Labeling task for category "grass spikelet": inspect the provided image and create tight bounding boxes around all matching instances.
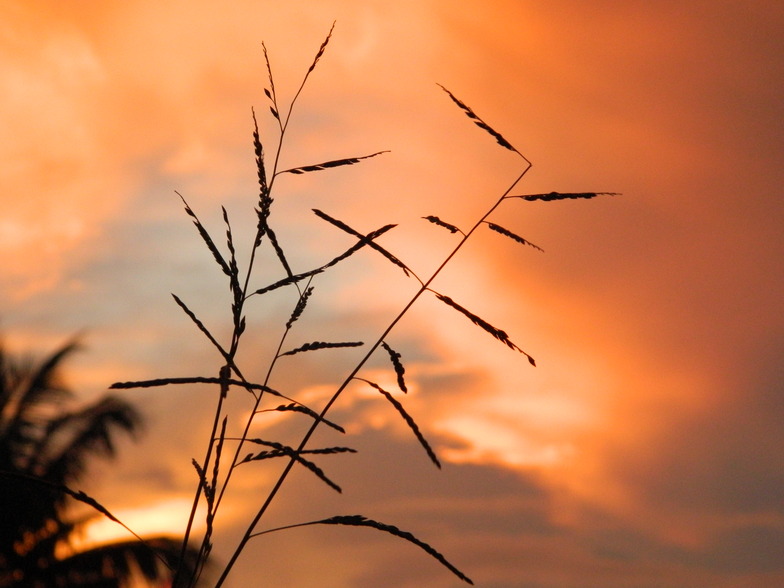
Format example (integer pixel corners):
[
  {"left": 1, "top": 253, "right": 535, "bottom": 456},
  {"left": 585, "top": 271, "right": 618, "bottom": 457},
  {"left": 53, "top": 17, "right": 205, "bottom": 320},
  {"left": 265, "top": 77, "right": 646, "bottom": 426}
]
[
  {"left": 221, "top": 207, "right": 237, "bottom": 263},
  {"left": 485, "top": 222, "right": 544, "bottom": 252},
  {"left": 433, "top": 293, "right": 536, "bottom": 366},
  {"left": 381, "top": 341, "right": 407, "bottom": 393},
  {"left": 210, "top": 417, "right": 228, "bottom": 503},
  {"left": 243, "top": 448, "right": 350, "bottom": 460},
  {"left": 252, "top": 271, "right": 320, "bottom": 296},
  {"left": 286, "top": 286, "right": 314, "bottom": 329},
  {"left": 313, "top": 209, "right": 412, "bottom": 277},
  {"left": 262, "top": 42, "right": 277, "bottom": 104},
  {"left": 265, "top": 226, "right": 293, "bottom": 278},
  {"left": 170, "top": 295, "right": 230, "bottom": 361},
  {"left": 261, "top": 43, "right": 281, "bottom": 121},
  {"left": 357, "top": 378, "right": 440, "bottom": 468},
  {"left": 280, "top": 341, "right": 364, "bottom": 357},
  {"left": 192, "top": 458, "right": 207, "bottom": 491},
  {"left": 238, "top": 439, "right": 344, "bottom": 492},
  {"left": 307, "top": 21, "right": 335, "bottom": 75},
  {"left": 251, "top": 108, "right": 269, "bottom": 203},
  {"left": 176, "top": 191, "right": 232, "bottom": 277},
  {"left": 110, "top": 377, "right": 292, "bottom": 402},
  {"left": 221, "top": 207, "right": 242, "bottom": 297},
  {"left": 280, "top": 151, "right": 389, "bottom": 175},
  {"left": 269, "top": 403, "right": 345, "bottom": 434},
  {"left": 437, "top": 84, "right": 517, "bottom": 154},
  {"left": 423, "top": 215, "right": 462, "bottom": 235},
  {"left": 251, "top": 109, "right": 272, "bottom": 246},
  {"left": 509, "top": 191, "right": 620, "bottom": 202},
  {"left": 274, "top": 515, "right": 473, "bottom": 585}
]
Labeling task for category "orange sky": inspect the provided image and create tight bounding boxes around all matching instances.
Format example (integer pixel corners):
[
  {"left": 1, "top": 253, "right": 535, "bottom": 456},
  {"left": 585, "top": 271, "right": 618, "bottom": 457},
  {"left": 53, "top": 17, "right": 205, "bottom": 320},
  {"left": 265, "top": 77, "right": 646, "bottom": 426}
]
[{"left": 2, "top": 1, "right": 783, "bottom": 586}]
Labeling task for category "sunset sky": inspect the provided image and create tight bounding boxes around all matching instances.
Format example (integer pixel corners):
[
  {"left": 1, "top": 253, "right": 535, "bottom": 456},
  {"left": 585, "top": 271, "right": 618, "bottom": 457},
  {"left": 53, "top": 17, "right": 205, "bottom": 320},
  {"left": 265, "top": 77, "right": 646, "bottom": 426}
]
[{"left": 2, "top": 1, "right": 783, "bottom": 587}]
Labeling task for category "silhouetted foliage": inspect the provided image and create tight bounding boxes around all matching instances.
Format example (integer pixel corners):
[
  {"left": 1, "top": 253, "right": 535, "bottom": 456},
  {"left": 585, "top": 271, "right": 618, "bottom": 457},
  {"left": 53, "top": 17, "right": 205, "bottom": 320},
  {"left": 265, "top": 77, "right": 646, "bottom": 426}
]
[{"left": 0, "top": 338, "right": 198, "bottom": 587}]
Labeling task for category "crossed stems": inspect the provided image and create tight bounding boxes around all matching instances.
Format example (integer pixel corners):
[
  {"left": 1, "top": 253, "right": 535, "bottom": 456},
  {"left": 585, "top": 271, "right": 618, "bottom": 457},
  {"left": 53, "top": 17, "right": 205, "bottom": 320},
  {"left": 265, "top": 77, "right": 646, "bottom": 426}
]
[
  {"left": 174, "top": 49, "right": 314, "bottom": 586},
  {"left": 210, "top": 160, "right": 532, "bottom": 585}
]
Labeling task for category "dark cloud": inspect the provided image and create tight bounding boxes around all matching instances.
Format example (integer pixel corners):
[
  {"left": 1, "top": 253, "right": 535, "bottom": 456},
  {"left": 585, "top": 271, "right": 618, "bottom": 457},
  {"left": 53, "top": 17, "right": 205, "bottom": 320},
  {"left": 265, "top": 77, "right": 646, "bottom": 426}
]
[{"left": 699, "top": 523, "right": 784, "bottom": 574}]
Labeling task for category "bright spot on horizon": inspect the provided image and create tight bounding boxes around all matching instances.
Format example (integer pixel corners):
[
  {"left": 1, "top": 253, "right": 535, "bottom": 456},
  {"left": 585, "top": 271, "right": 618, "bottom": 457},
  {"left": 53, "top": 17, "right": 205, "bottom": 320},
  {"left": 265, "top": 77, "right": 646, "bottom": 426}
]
[{"left": 76, "top": 496, "right": 205, "bottom": 550}]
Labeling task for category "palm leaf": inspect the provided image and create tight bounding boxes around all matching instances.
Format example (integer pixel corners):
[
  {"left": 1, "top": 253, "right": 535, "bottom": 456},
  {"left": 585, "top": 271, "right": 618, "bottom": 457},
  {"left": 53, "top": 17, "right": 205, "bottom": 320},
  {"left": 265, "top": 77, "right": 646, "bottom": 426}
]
[
  {"left": 47, "top": 537, "right": 200, "bottom": 587},
  {"left": 0, "top": 339, "right": 79, "bottom": 445},
  {"left": 40, "top": 396, "right": 140, "bottom": 484}
]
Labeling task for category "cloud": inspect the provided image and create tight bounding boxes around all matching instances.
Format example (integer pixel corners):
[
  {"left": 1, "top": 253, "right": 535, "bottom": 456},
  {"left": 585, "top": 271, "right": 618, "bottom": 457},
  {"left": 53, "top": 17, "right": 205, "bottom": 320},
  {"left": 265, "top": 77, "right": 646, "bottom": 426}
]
[{"left": 4, "top": 1, "right": 784, "bottom": 586}]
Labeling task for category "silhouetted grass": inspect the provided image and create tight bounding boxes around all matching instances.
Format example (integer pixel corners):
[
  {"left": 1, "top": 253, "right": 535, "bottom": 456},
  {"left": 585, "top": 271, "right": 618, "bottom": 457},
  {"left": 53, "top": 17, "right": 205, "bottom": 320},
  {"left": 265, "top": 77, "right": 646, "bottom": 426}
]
[{"left": 108, "top": 23, "right": 616, "bottom": 587}]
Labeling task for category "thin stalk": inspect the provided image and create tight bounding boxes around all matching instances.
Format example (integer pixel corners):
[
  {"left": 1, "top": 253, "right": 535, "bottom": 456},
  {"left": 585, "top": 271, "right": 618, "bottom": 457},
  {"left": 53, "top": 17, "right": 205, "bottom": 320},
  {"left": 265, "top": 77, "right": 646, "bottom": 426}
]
[
  {"left": 176, "top": 301, "right": 247, "bottom": 586},
  {"left": 214, "top": 160, "right": 531, "bottom": 587},
  {"left": 240, "top": 35, "right": 322, "bottom": 302},
  {"left": 178, "top": 40, "right": 331, "bottom": 583},
  {"left": 212, "top": 279, "right": 314, "bottom": 515},
  {"left": 173, "top": 367, "right": 230, "bottom": 588}
]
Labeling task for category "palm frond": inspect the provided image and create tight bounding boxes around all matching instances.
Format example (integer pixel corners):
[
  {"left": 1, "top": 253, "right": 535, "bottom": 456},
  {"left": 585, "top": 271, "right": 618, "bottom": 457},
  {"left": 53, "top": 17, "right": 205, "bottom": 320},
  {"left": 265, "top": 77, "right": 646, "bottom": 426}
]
[
  {"left": 1, "top": 339, "right": 80, "bottom": 437},
  {"left": 38, "top": 396, "right": 140, "bottom": 484},
  {"left": 46, "top": 536, "right": 200, "bottom": 587}
]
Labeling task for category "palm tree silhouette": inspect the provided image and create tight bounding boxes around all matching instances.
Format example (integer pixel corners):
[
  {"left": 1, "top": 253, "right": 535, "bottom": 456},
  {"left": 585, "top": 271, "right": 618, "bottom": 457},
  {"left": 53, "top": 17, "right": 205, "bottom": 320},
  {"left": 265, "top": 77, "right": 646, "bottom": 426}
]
[{"left": 0, "top": 337, "right": 195, "bottom": 587}]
